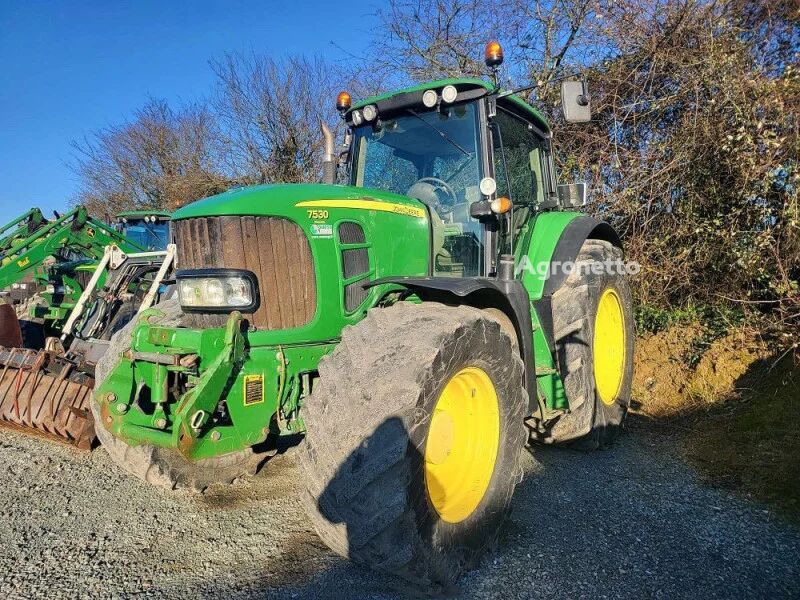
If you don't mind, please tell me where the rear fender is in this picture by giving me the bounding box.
[518,212,622,413]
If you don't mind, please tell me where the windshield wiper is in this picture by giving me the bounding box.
[134,223,164,249]
[405,109,469,156]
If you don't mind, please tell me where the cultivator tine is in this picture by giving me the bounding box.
[0,346,96,450]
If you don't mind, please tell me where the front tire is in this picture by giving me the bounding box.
[298,302,528,590]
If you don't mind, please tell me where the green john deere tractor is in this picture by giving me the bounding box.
[93,46,634,588]
[113,210,172,251]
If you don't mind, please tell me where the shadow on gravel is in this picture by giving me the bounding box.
[253,428,800,600]
[196,435,305,511]
[630,351,800,525]
[681,354,800,524]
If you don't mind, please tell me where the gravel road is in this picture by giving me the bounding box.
[1,421,798,599]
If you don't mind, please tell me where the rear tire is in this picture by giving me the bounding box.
[298,302,528,590]
[91,298,267,491]
[540,239,634,448]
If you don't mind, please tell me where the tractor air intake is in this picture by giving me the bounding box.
[174,216,317,330]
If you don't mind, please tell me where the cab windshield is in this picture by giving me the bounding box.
[350,102,484,277]
[121,220,170,251]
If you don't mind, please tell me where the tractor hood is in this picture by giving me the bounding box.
[173,183,428,221]
[170,181,432,343]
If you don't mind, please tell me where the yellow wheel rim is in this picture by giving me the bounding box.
[593,288,626,406]
[424,367,500,524]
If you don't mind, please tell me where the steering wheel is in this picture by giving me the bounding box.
[408,177,459,214]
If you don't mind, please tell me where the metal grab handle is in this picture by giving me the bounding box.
[138,244,176,315]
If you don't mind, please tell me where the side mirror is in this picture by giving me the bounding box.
[557,182,589,208]
[469,200,494,220]
[561,80,591,123]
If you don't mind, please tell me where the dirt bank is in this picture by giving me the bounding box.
[631,323,800,523]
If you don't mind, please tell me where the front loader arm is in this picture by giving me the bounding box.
[0,208,45,253]
[0,206,148,290]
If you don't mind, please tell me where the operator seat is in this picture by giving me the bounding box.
[406,181,463,276]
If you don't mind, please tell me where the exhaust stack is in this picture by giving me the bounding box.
[321,121,336,184]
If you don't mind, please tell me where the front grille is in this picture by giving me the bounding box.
[337,222,371,312]
[174,216,316,330]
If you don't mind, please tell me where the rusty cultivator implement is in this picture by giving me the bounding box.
[0,244,175,448]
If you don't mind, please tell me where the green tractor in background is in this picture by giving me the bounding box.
[1,208,171,341]
[113,210,172,251]
[31,209,172,329]
[93,43,634,588]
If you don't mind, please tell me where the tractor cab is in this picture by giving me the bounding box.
[336,50,590,279]
[114,211,171,251]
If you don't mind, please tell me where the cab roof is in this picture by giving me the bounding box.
[115,210,172,220]
[350,77,550,133]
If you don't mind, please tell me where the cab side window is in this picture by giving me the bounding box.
[491,109,548,207]
[491,109,551,248]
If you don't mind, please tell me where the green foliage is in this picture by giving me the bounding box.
[635,302,744,335]
[634,305,701,334]
[636,302,746,366]
[683,306,746,367]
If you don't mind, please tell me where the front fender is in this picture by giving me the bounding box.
[366,276,538,415]
[518,212,621,355]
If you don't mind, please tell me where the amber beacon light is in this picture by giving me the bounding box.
[336,91,352,112]
[484,41,504,68]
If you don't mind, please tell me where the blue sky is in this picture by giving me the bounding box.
[0,1,378,224]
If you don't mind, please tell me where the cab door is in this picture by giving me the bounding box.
[488,106,556,254]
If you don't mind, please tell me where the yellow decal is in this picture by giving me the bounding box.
[17,257,30,268]
[296,199,426,219]
[243,374,265,406]
[86,227,95,238]
[306,209,329,220]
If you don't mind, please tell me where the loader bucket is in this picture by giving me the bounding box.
[0,347,95,449]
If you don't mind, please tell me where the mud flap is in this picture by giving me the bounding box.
[0,347,96,449]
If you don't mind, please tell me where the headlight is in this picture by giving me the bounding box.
[177,269,259,312]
